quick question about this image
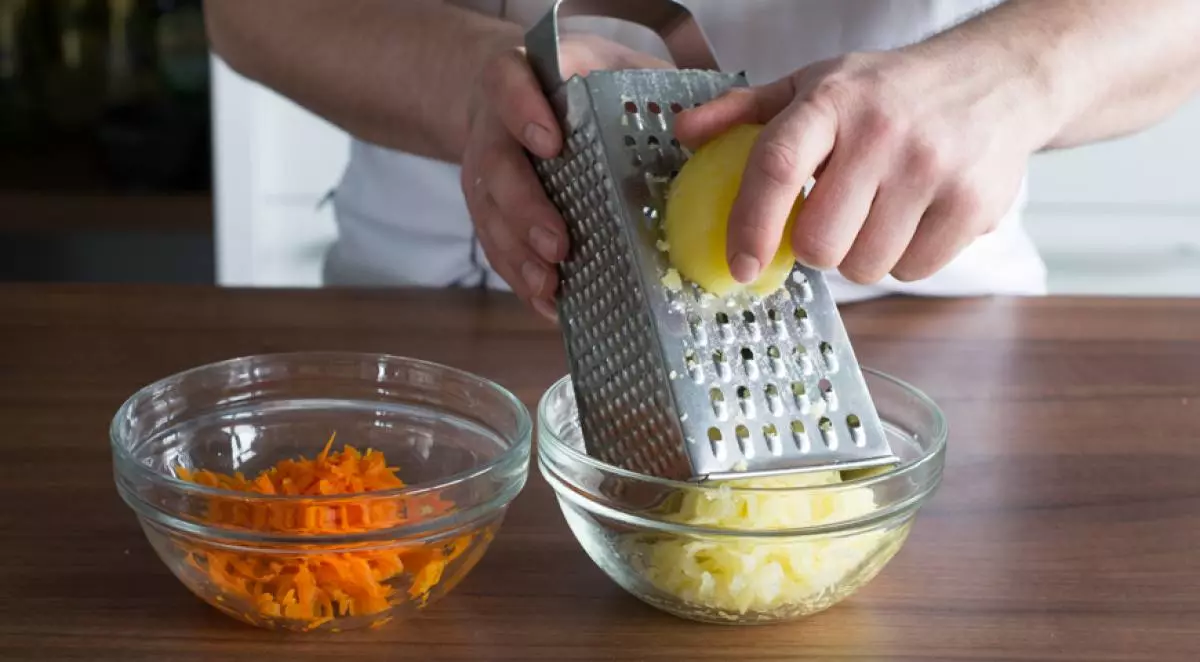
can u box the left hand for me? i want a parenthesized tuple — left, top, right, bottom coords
(674, 48, 1049, 285)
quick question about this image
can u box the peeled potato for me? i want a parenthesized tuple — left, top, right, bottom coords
(664, 124, 804, 297)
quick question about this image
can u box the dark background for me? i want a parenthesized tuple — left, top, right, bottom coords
(0, 0, 213, 283)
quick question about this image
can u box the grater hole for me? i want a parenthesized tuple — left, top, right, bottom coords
(670, 138, 680, 149)
(763, 423, 781, 455)
(819, 379, 838, 410)
(847, 414, 865, 446)
(707, 427, 726, 460)
(819, 416, 837, 449)
(742, 311, 756, 324)
(767, 309, 781, 322)
(716, 312, 730, 325)
(795, 307, 809, 321)
(647, 135, 660, 146)
(740, 347, 754, 361)
(670, 102, 684, 114)
(821, 341, 839, 372)
(736, 385, 751, 400)
(767, 345, 781, 359)
(648, 101, 662, 114)
(623, 135, 635, 147)
(765, 383, 780, 398)
(735, 424, 753, 458)
(624, 101, 638, 114)
(790, 420, 810, 452)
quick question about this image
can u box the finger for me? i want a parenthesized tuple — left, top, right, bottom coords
(466, 185, 521, 294)
(784, 124, 892, 272)
(890, 184, 983, 282)
(482, 136, 569, 266)
(531, 298, 559, 323)
(462, 149, 550, 302)
(674, 77, 797, 149)
(482, 48, 562, 159)
(474, 188, 559, 302)
(724, 98, 838, 282)
(838, 181, 931, 284)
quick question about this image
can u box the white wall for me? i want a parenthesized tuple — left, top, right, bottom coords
(212, 57, 1200, 296)
(1024, 97, 1200, 296)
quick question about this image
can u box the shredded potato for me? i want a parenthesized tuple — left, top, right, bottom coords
(624, 471, 893, 615)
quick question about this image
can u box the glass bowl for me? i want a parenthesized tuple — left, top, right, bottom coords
(112, 352, 531, 632)
(537, 368, 946, 624)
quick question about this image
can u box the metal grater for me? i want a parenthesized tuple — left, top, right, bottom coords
(525, 0, 898, 482)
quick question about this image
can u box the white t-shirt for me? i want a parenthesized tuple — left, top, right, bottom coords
(323, 0, 1047, 303)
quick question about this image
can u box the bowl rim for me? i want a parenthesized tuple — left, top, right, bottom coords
(537, 367, 947, 494)
(111, 351, 533, 503)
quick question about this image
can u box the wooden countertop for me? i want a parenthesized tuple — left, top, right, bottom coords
(1, 284, 1198, 661)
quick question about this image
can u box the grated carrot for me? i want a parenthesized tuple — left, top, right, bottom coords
(174, 433, 476, 631)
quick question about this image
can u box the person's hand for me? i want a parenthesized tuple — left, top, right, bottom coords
(674, 48, 1050, 285)
(461, 34, 671, 320)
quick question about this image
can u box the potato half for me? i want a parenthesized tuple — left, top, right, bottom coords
(664, 124, 804, 297)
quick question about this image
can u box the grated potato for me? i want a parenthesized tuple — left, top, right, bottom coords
(625, 472, 888, 615)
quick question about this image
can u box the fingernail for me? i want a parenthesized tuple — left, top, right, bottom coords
(523, 123, 555, 156)
(532, 298, 559, 323)
(529, 226, 562, 262)
(522, 261, 548, 295)
(730, 253, 761, 283)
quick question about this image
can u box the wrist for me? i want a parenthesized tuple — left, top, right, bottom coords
(907, 31, 1080, 153)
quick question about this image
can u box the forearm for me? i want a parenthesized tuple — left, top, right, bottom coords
(204, 0, 522, 162)
(914, 0, 1200, 150)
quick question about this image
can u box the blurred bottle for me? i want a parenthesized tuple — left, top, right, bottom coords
(0, 0, 34, 147)
(97, 0, 210, 191)
(43, 0, 109, 135)
(155, 0, 207, 98)
(104, 0, 156, 107)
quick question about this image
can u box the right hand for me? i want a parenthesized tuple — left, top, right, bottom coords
(461, 34, 672, 321)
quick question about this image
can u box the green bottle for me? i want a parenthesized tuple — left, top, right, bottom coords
(0, 0, 34, 147)
(43, 0, 109, 135)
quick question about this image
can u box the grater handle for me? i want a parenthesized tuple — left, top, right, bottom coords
(525, 0, 722, 94)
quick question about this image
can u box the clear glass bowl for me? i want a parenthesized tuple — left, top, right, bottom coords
(538, 368, 946, 624)
(112, 352, 531, 632)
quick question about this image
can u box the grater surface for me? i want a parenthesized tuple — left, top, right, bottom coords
(526, 0, 898, 481)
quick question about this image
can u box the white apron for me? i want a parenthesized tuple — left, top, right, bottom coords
(324, 0, 1047, 303)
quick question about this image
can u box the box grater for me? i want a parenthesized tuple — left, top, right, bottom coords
(525, 0, 898, 482)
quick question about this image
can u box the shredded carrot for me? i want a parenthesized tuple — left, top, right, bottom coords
(174, 433, 478, 631)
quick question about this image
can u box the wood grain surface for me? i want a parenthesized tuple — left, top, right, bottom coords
(1, 284, 1197, 661)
